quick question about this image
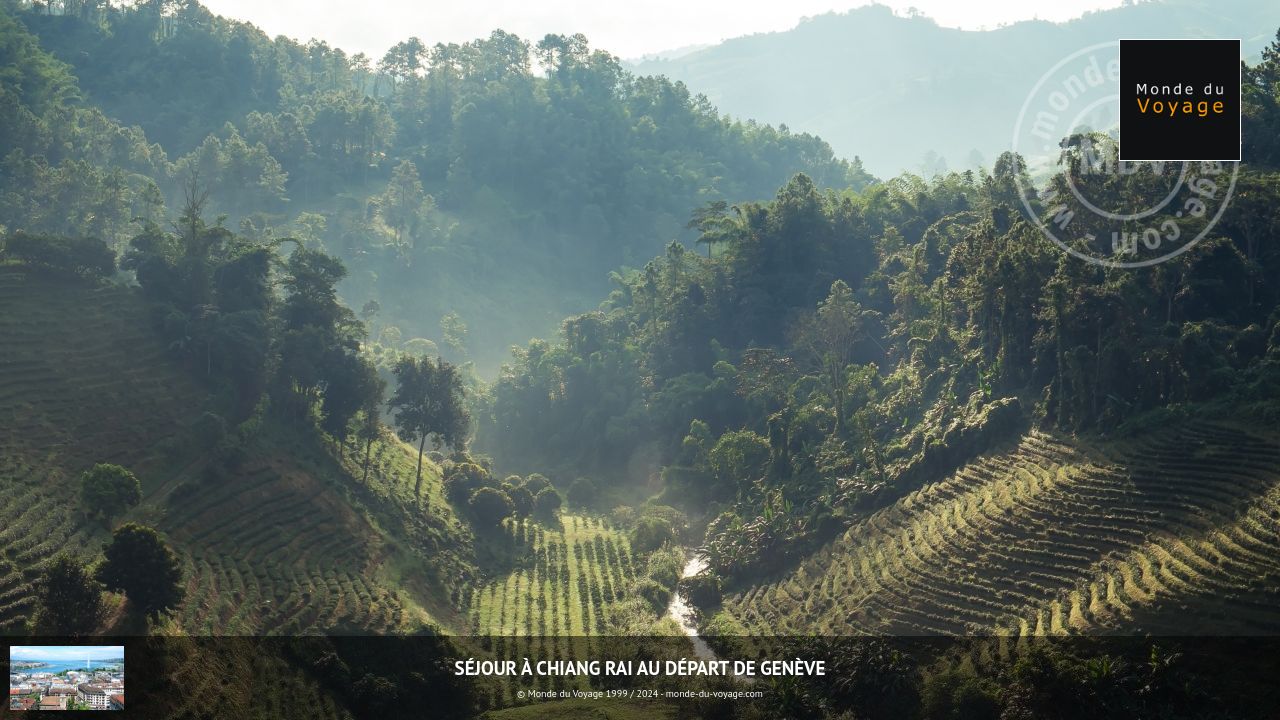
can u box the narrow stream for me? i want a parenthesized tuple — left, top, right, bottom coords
(666, 550, 717, 661)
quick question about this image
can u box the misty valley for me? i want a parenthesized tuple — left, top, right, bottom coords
(3, 0, 1280, 718)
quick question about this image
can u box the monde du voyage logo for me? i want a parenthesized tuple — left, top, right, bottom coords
(1120, 39, 1241, 162)
(1011, 39, 1242, 268)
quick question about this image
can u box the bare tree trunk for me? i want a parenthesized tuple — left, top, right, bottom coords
(363, 437, 374, 483)
(856, 415, 885, 484)
(414, 434, 427, 498)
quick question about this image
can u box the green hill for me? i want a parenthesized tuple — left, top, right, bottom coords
(0, 265, 468, 635)
(8, 1, 868, 371)
(4, 2, 1280, 716)
(631, 0, 1279, 177)
(0, 261, 660, 665)
(0, 263, 678, 717)
(719, 422, 1280, 636)
(0, 266, 203, 629)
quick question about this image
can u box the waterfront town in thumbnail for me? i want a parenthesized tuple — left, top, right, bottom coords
(9, 646, 124, 711)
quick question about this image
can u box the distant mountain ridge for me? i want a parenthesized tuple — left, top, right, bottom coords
(632, 0, 1278, 177)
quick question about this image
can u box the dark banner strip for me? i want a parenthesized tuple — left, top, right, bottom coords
(7, 635, 1280, 719)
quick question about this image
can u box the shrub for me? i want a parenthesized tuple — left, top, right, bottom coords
(568, 477, 598, 507)
(634, 577, 672, 613)
(96, 523, 184, 617)
(892, 397, 1025, 496)
(680, 572, 722, 609)
(213, 432, 249, 472)
(701, 610, 750, 638)
(523, 473, 552, 495)
(2, 232, 115, 279)
(34, 554, 104, 637)
(708, 429, 771, 491)
(508, 485, 535, 517)
(604, 596, 663, 634)
(630, 516, 675, 554)
(646, 547, 685, 590)
(444, 462, 491, 503)
(920, 670, 1000, 720)
(638, 504, 689, 539)
(80, 463, 142, 521)
(468, 487, 514, 527)
(534, 487, 562, 517)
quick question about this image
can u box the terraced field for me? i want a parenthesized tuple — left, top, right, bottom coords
(463, 514, 640, 707)
(0, 268, 447, 635)
(165, 457, 413, 635)
(467, 514, 637, 637)
(724, 423, 1280, 636)
(0, 267, 204, 631)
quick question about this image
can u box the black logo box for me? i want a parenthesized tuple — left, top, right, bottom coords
(1119, 38, 1241, 162)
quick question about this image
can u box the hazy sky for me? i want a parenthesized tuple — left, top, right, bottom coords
(198, 0, 1123, 61)
(11, 645, 125, 661)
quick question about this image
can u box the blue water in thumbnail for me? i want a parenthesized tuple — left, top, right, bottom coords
(11, 658, 122, 674)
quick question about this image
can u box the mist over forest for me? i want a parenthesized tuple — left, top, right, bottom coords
(634, 0, 1277, 176)
(4, 0, 1280, 717)
(6, 2, 868, 371)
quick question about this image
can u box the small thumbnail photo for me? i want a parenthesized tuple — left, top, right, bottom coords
(9, 645, 124, 711)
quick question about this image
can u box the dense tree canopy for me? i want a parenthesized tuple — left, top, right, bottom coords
(79, 462, 141, 521)
(34, 554, 104, 636)
(478, 34, 1280, 577)
(96, 522, 185, 617)
(3, 5, 1280, 717)
(390, 354, 471, 498)
(6, 0, 1280, 625)
(2, 1, 871, 367)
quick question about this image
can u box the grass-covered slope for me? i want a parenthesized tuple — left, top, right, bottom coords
(0, 267, 473, 635)
(722, 423, 1280, 636)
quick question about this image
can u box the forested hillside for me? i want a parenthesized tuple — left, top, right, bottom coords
(2, 0, 867, 369)
(633, 0, 1277, 176)
(0, 248, 662, 715)
(481, 30, 1280, 609)
(0, 262, 471, 637)
(4, 0, 1280, 717)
